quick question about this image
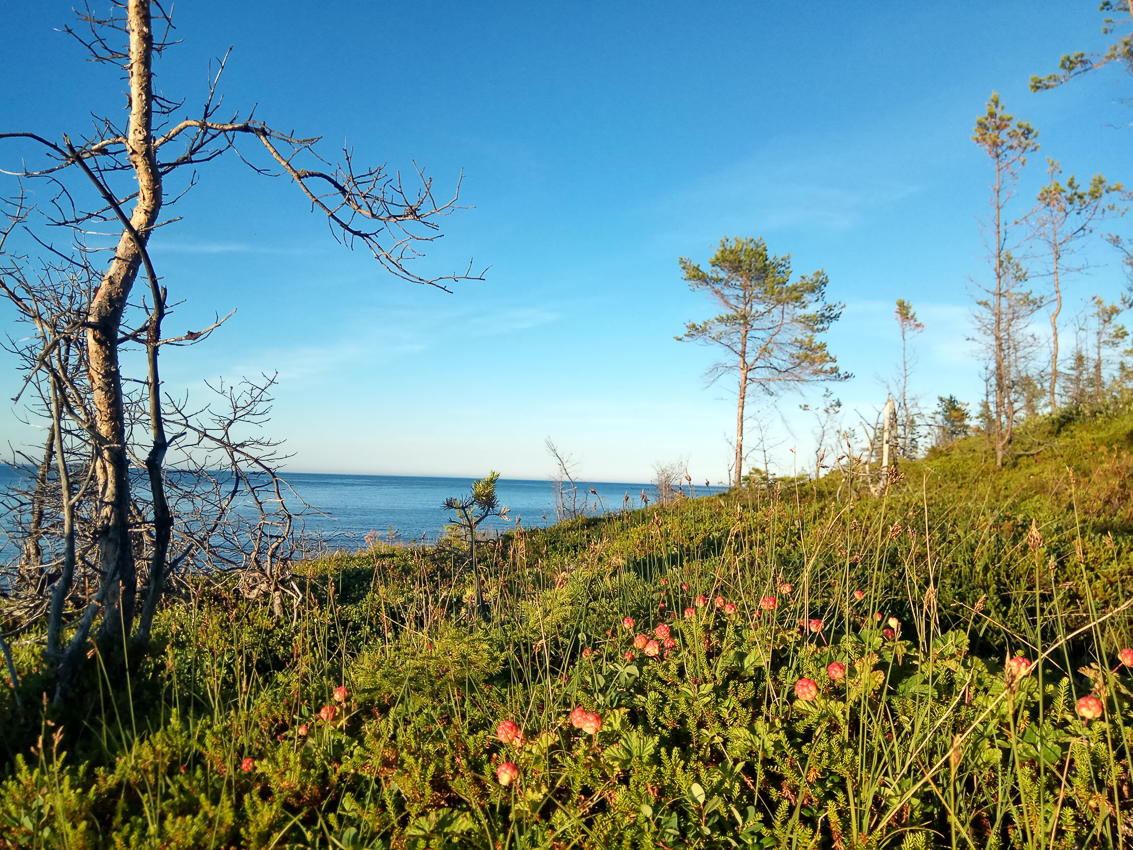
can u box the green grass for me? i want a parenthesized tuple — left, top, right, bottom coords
(4, 409, 1133, 848)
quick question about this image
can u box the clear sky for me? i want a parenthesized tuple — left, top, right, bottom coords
(1, 2, 1130, 483)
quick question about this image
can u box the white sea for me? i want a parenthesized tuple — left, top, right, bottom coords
(0, 466, 722, 562)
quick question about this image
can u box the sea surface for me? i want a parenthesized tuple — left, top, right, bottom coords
(273, 472, 669, 545)
(0, 466, 721, 560)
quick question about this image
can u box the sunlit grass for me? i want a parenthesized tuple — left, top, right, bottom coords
(3, 410, 1133, 848)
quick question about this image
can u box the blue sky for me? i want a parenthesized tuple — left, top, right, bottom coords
(1, 2, 1130, 483)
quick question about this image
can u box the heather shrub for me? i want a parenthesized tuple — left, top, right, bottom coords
(3, 413, 1133, 847)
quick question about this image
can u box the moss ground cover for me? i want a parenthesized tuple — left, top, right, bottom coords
(4, 411, 1133, 848)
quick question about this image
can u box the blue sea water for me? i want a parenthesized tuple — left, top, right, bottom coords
(278, 472, 664, 545)
(0, 466, 721, 560)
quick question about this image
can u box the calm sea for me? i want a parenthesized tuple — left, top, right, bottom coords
(0, 467, 720, 559)
(274, 472, 663, 544)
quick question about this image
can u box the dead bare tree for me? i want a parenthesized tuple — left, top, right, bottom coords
(1, 0, 481, 698)
(545, 438, 589, 522)
(799, 388, 842, 480)
(651, 459, 687, 507)
(866, 397, 897, 498)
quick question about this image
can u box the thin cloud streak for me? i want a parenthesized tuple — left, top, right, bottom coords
(151, 241, 322, 255)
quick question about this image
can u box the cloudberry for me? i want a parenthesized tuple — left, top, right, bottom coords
(1077, 695, 1104, 721)
(497, 762, 519, 786)
(794, 678, 818, 701)
(496, 720, 523, 744)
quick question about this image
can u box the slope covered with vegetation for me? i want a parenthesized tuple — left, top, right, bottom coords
(3, 407, 1133, 849)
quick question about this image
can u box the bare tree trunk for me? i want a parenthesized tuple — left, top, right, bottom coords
(992, 171, 1012, 469)
(135, 285, 172, 642)
(1095, 309, 1105, 404)
(734, 327, 749, 487)
(1004, 297, 1018, 441)
(881, 397, 894, 475)
(46, 377, 77, 659)
(19, 422, 55, 582)
(1049, 241, 1062, 413)
(734, 368, 747, 487)
(87, 0, 162, 643)
(870, 397, 897, 497)
(899, 326, 910, 457)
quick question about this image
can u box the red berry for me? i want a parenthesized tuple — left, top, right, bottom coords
(569, 707, 587, 729)
(1119, 648, 1133, 667)
(883, 628, 895, 640)
(808, 619, 824, 633)
(695, 595, 707, 607)
(1077, 695, 1104, 721)
(663, 637, 676, 650)
(724, 602, 738, 615)
(579, 712, 602, 736)
(684, 607, 696, 619)
(643, 639, 661, 657)
(633, 634, 648, 649)
(780, 583, 793, 595)
(497, 762, 519, 786)
(827, 662, 846, 681)
(853, 590, 864, 601)
(333, 685, 349, 703)
(319, 705, 337, 723)
(1006, 657, 1031, 679)
(240, 757, 255, 773)
(622, 616, 634, 630)
(794, 678, 818, 701)
(760, 596, 778, 611)
(496, 720, 523, 744)
(655, 623, 671, 640)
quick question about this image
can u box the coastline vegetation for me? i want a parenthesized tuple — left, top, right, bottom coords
(3, 405, 1133, 848)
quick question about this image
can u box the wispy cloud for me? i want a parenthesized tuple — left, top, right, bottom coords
(646, 135, 925, 242)
(221, 341, 363, 383)
(468, 307, 559, 335)
(153, 241, 252, 254)
(150, 240, 322, 255)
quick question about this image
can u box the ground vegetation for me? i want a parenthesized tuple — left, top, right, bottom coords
(2, 406, 1133, 847)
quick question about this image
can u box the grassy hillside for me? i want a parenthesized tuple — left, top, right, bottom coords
(3, 409, 1133, 848)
